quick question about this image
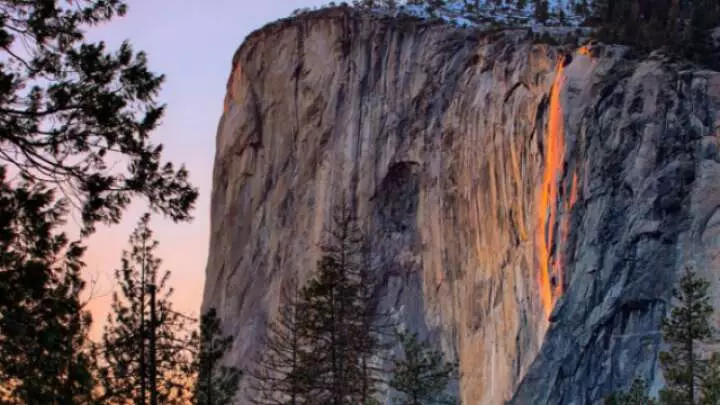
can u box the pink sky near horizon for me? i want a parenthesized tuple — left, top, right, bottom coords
(80, 0, 329, 338)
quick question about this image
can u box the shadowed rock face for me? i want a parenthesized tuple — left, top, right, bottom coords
(202, 7, 720, 405)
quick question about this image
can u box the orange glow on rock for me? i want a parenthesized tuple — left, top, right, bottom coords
(536, 59, 566, 318)
(555, 172, 578, 298)
(569, 173, 578, 206)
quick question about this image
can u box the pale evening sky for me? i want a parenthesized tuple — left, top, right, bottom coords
(81, 0, 328, 337)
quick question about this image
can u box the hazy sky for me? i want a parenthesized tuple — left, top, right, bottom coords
(82, 0, 328, 337)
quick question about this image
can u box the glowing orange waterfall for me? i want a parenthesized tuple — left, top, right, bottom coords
(536, 60, 567, 318)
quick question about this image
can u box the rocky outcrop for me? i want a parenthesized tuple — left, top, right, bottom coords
(202, 7, 720, 405)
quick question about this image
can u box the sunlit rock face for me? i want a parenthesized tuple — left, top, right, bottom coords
(202, 7, 720, 405)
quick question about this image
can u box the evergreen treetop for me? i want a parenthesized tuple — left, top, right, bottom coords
(249, 199, 387, 405)
(98, 213, 195, 404)
(297, 199, 381, 405)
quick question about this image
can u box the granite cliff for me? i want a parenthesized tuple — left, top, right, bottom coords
(202, 7, 720, 405)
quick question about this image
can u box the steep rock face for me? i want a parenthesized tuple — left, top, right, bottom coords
(202, 7, 720, 405)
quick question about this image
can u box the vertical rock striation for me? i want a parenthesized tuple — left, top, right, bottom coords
(202, 7, 720, 405)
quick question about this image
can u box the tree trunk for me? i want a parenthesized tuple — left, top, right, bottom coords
(149, 284, 158, 405)
(687, 298, 695, 405)
(140, 240, 147, 405)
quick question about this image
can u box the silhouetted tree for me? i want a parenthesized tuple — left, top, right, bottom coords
(0, 168, 95, 404)
(247, 274, 309, 405)
(98, 214, 195, 404)
(0, 0, 197, 236)
(0, 1, 197, 402)
(192, 308, 241, 405)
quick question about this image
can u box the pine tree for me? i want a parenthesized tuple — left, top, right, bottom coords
(248, 201, 388, 405)
(98, 214, 195, 404)
(192, 308, 241, 405)
(389, 331, 458, 405)
(573, 0, 589, 19)
(701, 353, 720, 405)
(605, 378, 658, 405)
(659, 265, 714, 405)
(0, 1, 197, 402)
(557, 7, 567, 24)
(608, 268, 720, 405)
(248, 274, 309, 405)
(0, 1, 197, 235)
(0, 0, 198, 397)
(298, 260, 366, 405)
(297, 200, 384, 405)
(686, 0, 720, 68)
(356, 247, 391, 405)
(534, 0, 550, 23)
(0, 168, 95, 404)
(592, 0, 609, 19)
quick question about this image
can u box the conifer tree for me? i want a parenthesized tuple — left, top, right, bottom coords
(0, 168, 95, 404)
(389, 331, 458, 405)
(659, 265, 714, 405)
(557, 7, 567, 24)
(605, 378, 658, 405)
(296, 200, 385, 405)
(573, 0, 589, 19)
(0, 1, 198, 236)
(701, 353, 720, 405)
(534, 0, 550, 23)
(0, 2, 198, 402)
(590, 0, 610, 22)
(248, 274, 309, 405)
(687, 0, 720, 67)
(0, 0, 197, 398)
(98, 214, 195, 404)
(192, 308, 241, 405)
(248, 201, 388, 405)
(356, 248, 390, 405)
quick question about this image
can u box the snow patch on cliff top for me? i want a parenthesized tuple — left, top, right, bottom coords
(390, 0, 585, 28)
(293, 1, 588, 29)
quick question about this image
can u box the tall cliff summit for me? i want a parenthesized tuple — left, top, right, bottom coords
(293, 0, 588, 28)
(203, 5, 720, 404)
